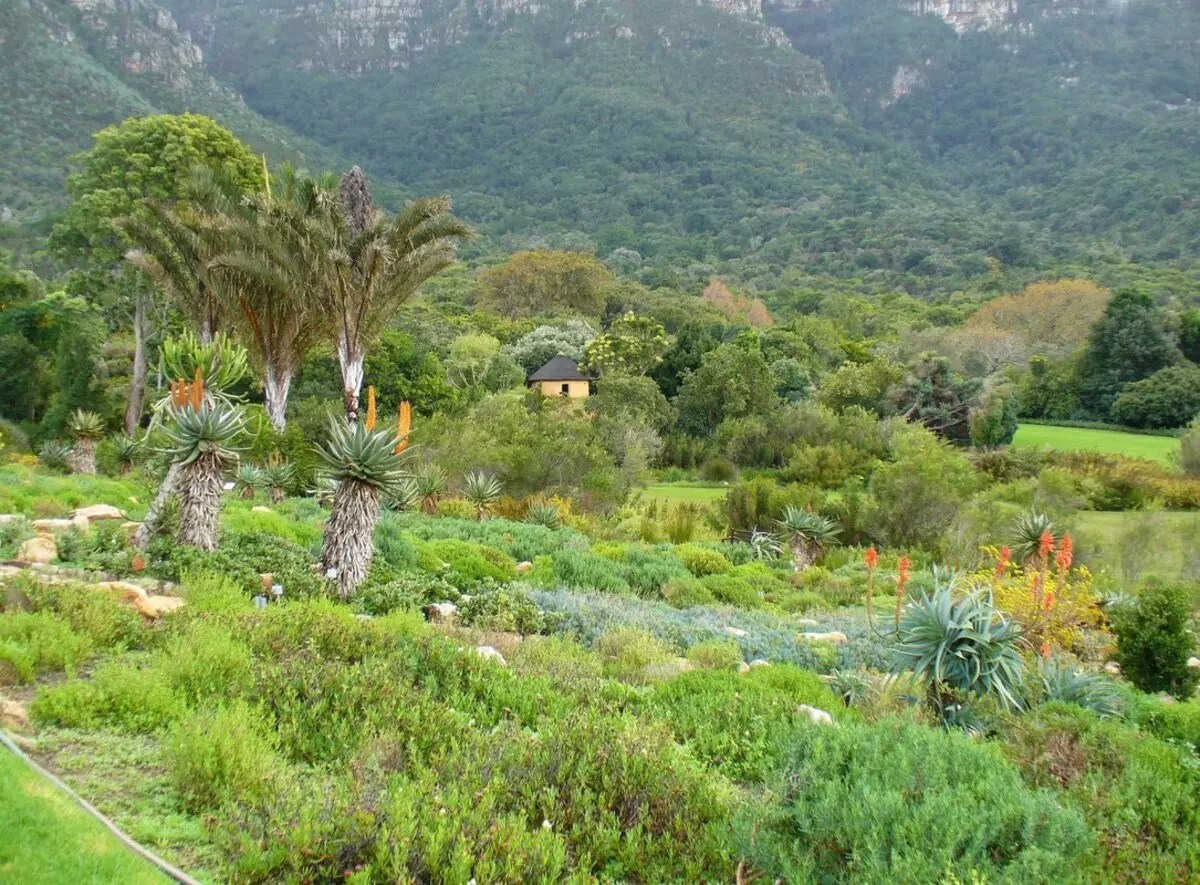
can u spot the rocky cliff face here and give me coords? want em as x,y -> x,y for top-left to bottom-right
770,0 -> 1141,33
168,0 -> 793,75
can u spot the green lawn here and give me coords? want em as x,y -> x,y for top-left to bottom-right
0,747 -> 168,884
642,483 -> 729,505
1013,424 -> 1179,466
1073,510 -> 1200,585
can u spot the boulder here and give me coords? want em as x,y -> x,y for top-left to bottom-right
801,631 -> 848,644
1,696 -> 29,731
1188,657 -> 1200,670
425,602 -> 460,624
72,514 -> 91,533
1104,661 -> 1122,676
31,519 -> 73,533
0,514 -> 22,525
737,661 -> 751,674
798,704 -> 834,726
749,658 -> 770,668
516,561 -> 533,574
17,535 -> 57,564
723,626 -> 748,638
137,595 -> 185,619
120,521 -> 142,536
474,646 -> 507,667
72,504 -> 125,522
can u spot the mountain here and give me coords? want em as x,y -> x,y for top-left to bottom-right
3,0 -> 1198,294
0,0 -> 347,223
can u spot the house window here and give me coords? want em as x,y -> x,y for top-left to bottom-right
560,383 -> 570,395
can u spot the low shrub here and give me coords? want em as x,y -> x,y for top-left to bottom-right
157,621 -> 255,704
685,639 -> 743,671
676,543 -> 732,576
530,549 -> 630,594
0,515 -> 34,558
1110,580 -> 1199,699
149,530 -> 325,599
509,635 -> 604,684
356,571 -> 458,615
740,717 -> 1093,883
180,570 -> 251,615
222,504 -> 322,551
648,665 -> 840,782
458,582 -> 557,634
615,544 -> 691,596
434,496 -> 476,520
426,539 -> 517,588
379,511 -> 581,562
32,660 -> 184,732
661,577 -> 715,608
1125,693 -> 1200,755
165,701 -> 280,812
1002,703 -> 1200,882
698,574 -> 761,608
0,611 -> 92,683
596,627 -> 674,683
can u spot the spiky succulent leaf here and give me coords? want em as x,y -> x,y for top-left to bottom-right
67,409 -> 105,441
413,463 -> 449,498
388,478 -> 420,511
237,463 -> 267,490
749,530 -> 783,561
1010,511 -> 1056,563
161,331 -> 249,396
526,501 -> 562,529
38,439 -> 73,471
318,418 -> 409,494
263,461 -> 296,490
1037,657 -> 1122,717
776,506 -> 841,545
108,433 -> 142,465
162,402 -> 245,467
463,470 -> 503,510
893,586 -> 1027,715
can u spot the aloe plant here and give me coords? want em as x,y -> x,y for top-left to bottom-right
776,506 -> 841,571
462,470 -> 503,520
413,463 -> 449,515
67,409 -> 105,475
162,392 -> 245,551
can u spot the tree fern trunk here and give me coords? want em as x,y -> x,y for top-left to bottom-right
321,479 -> 380,600
178,454 -> 225,551
72,438 -> 97,475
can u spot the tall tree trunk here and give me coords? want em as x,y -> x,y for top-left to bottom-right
178,453 -> 225,551
791,540 -> 814,572
337,332 -> 365,424
124,288 -> 150,435
71,438 -> 97,475
263,359 -> 293,431
134,461 -> 181,551
321,479 -> 380,600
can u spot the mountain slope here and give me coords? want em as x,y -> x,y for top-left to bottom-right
0,0 -> 350,222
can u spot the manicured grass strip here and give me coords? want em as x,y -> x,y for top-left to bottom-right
1013,424 -> 1179,466
642,483 -> 730,504
0,741 -> 170,885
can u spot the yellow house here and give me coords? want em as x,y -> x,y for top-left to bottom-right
528,355 -> 592,399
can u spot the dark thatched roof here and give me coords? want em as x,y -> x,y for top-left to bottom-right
528,355 -> 590,382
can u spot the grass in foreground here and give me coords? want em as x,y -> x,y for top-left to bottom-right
1013,424 -> 1179,466
0,745 -> 168,885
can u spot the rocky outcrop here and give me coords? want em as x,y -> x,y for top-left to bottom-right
17,536 -> 57,565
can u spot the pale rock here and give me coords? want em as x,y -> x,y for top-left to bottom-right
738,661 -> 751,674
798,704 -> 834,726
72,504 -> 125,521
801,631 -> 848,644
0,515 -> 21,525
425,602 -> 460,624
516,561 -> 533,574
474,645 -> 507,666
17,535 -> 57,564
749,658 -> 770,668
1104,661 -> 1121,676
120,521 -> 142,535
1188,657 -> 1200,670
31,519 -> 74,533
723,626 -> 748,638
797,618 -> 820,627
138,595 -> 185,619
1,696 -> 29,731
72,514 -> 90,533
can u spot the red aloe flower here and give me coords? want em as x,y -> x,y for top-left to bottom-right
1038,530 -> 1055,561
1055,534 -> 1074,572
865,547 -> 878,570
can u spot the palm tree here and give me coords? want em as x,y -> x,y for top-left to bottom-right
206,166 -> 332,430
324,167 -> 472,423
67,410 -> 104,475
161,376 -> 244,551
462,470 -> 503,520
776,506 -> 841,571
318,417 -> 410,599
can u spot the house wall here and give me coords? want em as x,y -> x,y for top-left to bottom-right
536,379 -> 590,399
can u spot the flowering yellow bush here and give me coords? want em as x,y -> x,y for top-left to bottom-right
969,542 -> 1104,655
